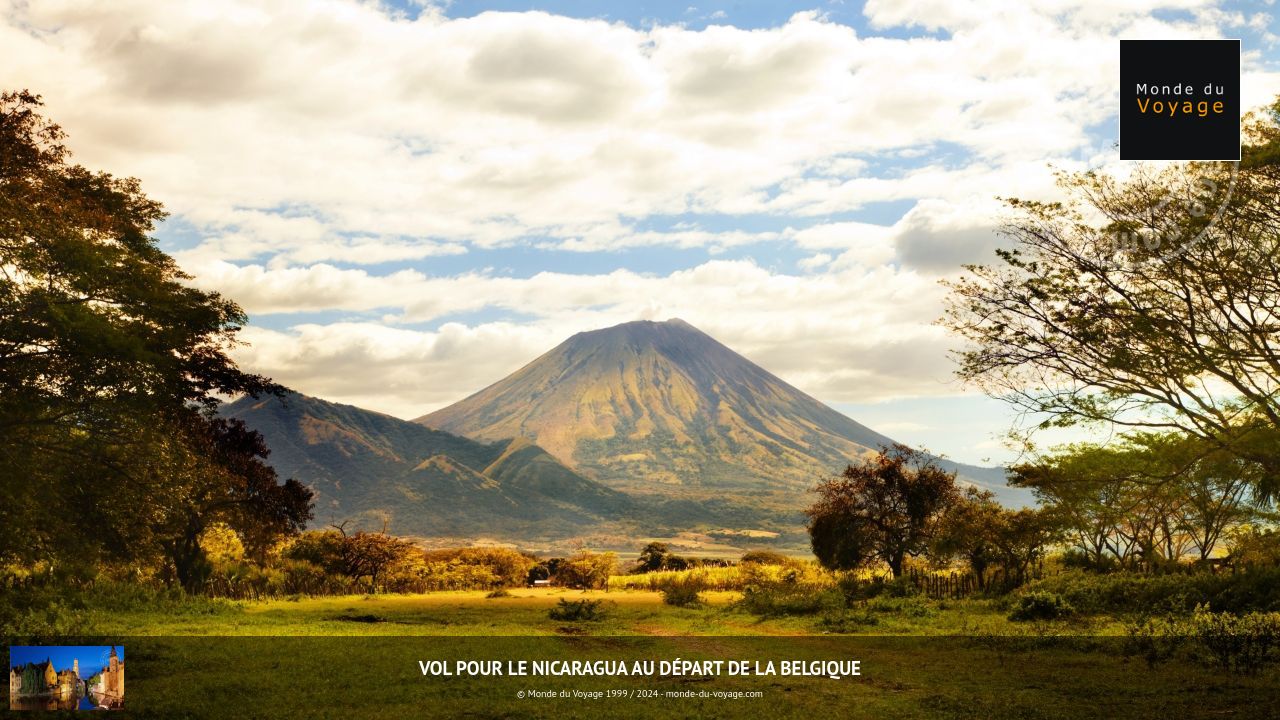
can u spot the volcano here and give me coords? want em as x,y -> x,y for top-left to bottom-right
416,319 -> 1020,508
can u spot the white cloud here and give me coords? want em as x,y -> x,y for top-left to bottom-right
5,0 -> 1278,424
5,1 -> 1270,260
212,257 -> 952,417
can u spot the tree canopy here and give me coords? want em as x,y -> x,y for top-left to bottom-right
942,99 -> 1280,498
806,445 -> 959,577
0,91 -> 312,584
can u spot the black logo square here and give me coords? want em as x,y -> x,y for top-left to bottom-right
1120,39 -> 1240,161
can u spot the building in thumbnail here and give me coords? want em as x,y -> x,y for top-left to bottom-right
9,658 -> 58,696
94,646 -> 124,703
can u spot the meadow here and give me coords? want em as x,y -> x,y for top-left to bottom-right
10,585 -> 1280,719
48,586 -> 1111,637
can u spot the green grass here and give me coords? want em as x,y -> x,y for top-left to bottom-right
8,589 -> 1279,719
56,587 -> 1123,637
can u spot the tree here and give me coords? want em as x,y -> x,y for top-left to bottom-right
557,551 -> 617,589
806,445 -> 959,577
990,508 -> 1054,586
0,90 -> 312,574
635,542 -> 674,573
942,100 -> 1280,498
1011,433 -> 1263,569
1147,433 -> 1261,561
932,487 -> 1004,589
341,531 -> 411,590
156,416 -> 313,589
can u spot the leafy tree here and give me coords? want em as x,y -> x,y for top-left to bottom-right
1013,433 -> 1264,569
807,445 -> 959,578
199,522 -> 246,565
557,551 -> 617,589
934,487 -> 1054,588
0,90 -> 312,576
635,542 -> 674,572
1141,433 -> 1262,561
932,487 -> 1004,588
942,100 -> 1280,497
155,416 -> 313,589
991,508 -> 1054,586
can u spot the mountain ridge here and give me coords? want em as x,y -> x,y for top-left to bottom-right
222,392 -> 634,539
417,318 -> 1024,506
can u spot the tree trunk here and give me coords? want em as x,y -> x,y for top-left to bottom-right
888,552 -> 905,578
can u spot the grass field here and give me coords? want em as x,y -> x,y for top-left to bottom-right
8,588 -> 1280,718
68,587 -> 1125,637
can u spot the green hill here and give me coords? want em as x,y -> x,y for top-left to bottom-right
222,392 -> 634,540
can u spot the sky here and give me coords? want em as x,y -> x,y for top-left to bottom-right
9,646 -> 122,678
3,0 -> 1280,465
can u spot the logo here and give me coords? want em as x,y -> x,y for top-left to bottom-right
1120,39 -> 1241,161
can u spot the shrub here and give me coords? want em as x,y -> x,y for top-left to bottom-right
818,608 -> 879,632
740,550 -> 793,566
1009,591 -> 1074,621
485,588 -> 512,599
738,585 -> 843,616
1020,568 -> 1280,615
882,575 -> 921,598
1124,607 -> 1280,675
548,599 -> 608,622
1123,614 -> 1187,668
658,573 -> 708,607
1228,526 -> 1280,568
867,595 -> 934,618
1189,605 -> 1280,674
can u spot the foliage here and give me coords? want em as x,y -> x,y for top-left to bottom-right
547,598 -> 608,622
0,91 -> 312,582
657,572 -> 708,607
635,542 -> 676,572
199,523 -> 246,565
1008,591 -> 1074,621
942,108 -> 1280,494
279,534 -> 537,595
933,487 -> 1054,590
807,444 -> 959,577
1124,606 -> 1280,675
609,564 -> 747,592
1123,613 -> 1188,668
1012,434 -> 1262,571
736,561 -> 843,616
1228,525 -> 1280,567
1188,605 -> 1280,674
740,550 -> 794,566
555,551 -> 617,590
1020,567 -> 1280,615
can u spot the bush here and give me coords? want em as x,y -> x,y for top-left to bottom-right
1228,526 -> 1280,568
1189,605 -> 1280,674
882,575 -> 921,598
1123,614 -> 1187,668
1021,568 -> 1280,615
867,595 -> 934,618
548,599 -> 608,622
1009,591 -> 1074,621
738,585 -> 843,616
658,573 -> 708,607
1123,606 -> 1280,675
740,550 -> 793,566
818,608 -> 879,632
485,588 -> 511,599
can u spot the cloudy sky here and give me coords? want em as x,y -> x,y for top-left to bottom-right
5,0 -> 1280,464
